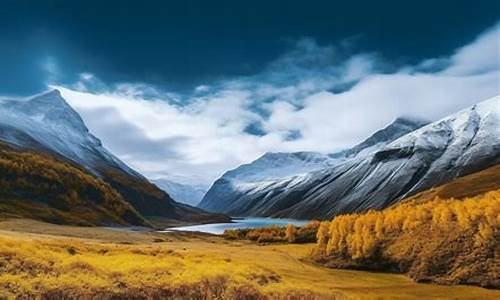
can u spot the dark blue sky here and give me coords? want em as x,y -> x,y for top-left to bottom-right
1,0 -> 499,95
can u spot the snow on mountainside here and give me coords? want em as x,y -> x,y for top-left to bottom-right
330,117 -> 428,159
0,90 -> 140,177
153,179 -> 208,206
199,116 -> 427,213
225,151 -> 336,183
221,117 -> 427,186
0,90 -> 230,224
199,96 -> 500,219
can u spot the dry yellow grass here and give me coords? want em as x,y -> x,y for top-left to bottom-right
0,222 -> 499,299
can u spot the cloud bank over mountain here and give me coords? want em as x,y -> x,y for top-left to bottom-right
55,23 -> 500,185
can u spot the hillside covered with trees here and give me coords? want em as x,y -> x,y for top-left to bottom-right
0,142 -> 147,226
312,188 -> 499,288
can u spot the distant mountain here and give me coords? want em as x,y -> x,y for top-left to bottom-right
0,90 -> 228,226
199,96 -> 500,219
153,179 -> 208,206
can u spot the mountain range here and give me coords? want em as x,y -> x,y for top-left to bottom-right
198,96 -> 500,219
1,90 -> 498,225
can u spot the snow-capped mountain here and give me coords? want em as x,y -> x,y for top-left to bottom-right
199,96 -> 500,219
153,178 -> 208,206
224,151 -> 336,183
198,116 -> 427,214
0,90 -> 229,224
0,90 -> 140,177
329,117 -> 429,159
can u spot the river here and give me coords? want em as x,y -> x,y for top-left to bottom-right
163,217 -> 309,234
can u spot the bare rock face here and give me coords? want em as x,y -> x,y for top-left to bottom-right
199,96 -> 500,219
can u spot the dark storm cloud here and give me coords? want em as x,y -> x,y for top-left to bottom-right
1,1 -> 499,185
1,0 -> 499,95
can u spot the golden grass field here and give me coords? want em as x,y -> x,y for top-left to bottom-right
0,219 -> 499,299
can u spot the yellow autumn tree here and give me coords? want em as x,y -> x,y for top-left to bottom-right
316,221 -> 330,249
314,189 -> 500,267
285,224 -> 297,243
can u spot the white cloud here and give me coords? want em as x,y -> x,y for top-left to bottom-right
443,22 -> 500,76
56,23 -> 500,186
56,86 -> 267,184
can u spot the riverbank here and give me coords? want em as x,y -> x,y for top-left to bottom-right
0,218 -> 498,299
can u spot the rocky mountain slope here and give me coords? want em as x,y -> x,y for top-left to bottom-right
199,96 -> 500,219
199,116 -> 427,215
0,90 -> 228,226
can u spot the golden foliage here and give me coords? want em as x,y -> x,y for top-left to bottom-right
0,143 -> 145,226
313,190 -> 500,287
0,237 -> 255,298
224,221 -> 319,244
285,224 -> 297,243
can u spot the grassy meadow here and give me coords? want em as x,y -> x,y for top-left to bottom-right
0,220 -> 499,299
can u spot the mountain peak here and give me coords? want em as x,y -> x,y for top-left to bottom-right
40,88 -> 61,97
29,89 -> 71,109
260,151 -> 328,162
28,89 -> 65,106
200,96 -> 500,220
393,116 -> 428,127
11,89 -> 89,133
330,116 -> 429,159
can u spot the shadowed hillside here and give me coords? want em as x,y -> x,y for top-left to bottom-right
401,164 -> 500,204
0,142 -> 147,226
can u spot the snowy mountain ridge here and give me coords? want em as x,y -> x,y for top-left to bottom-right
221,116 -> 429,185
224,151 -> 336,183
0,90 -> 140,178
199,96 -> 500,219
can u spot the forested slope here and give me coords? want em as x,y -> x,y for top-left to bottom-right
313,175 -> 499,287
0,142 -> 147,226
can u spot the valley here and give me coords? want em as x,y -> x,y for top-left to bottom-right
0,219 -> 498,299
1,5 -> 500,299
0,91 -> 498,298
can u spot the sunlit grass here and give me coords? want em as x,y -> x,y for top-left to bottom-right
1,230 -> 498,299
